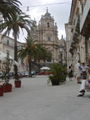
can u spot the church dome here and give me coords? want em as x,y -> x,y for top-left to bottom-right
41,9 -> 54,20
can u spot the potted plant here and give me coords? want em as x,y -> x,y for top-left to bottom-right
0,84 -> 4,96
14,74 -> 21,88
2,54 -> 12,92
49,63 -> 67,86
2,71 -> 12,92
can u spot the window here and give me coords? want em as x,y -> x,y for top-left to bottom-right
47,22 -> 50,27
6,50 -> 9,58
48,37 -> 51,41
7,40 -> 9,45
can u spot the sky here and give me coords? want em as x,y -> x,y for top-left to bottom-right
19,0 -> 72,42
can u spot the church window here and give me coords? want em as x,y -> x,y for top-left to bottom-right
47,22 -> 50,27
48,36 -> 51,41
7,40 -> 9,45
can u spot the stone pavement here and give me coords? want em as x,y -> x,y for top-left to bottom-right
0,75 -> 90,120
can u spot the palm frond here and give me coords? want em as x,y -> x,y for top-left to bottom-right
0,0 -> 22,20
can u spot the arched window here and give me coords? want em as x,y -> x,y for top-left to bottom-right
47,22 -> 50,27
48,36 -> 51,41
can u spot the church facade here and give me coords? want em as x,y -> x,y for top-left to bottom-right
32,10 -> 61,63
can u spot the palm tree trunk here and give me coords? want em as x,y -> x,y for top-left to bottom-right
29,59 -> 32,77
14,35 -> 18,80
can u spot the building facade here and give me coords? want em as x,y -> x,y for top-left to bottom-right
59,36 -> 67,65
65,0 -> 90,69
0,10 -> 67,73
0,34 -> 25,72
65,23 -> 73,68
31,9 -> 62,63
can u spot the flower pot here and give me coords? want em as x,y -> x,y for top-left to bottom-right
0,86 -> 4,96
51,79 -> 60,86
3,83 -> 12,92
15,80 -> 21,88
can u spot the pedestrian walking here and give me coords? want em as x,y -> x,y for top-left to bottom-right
68,65 -> 73,81
75,61 -> 81,84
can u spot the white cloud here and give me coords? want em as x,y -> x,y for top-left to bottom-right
28,8 -> 44,21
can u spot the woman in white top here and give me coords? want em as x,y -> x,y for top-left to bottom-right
77,69 -> 90,97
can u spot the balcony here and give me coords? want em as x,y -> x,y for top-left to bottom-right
80,0 -> 90,36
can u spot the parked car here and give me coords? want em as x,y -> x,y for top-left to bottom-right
9,72 -> 14,78
20,72 -> 26,77
24,72 -> 29,77
24,71 -> 36,77
17,72 -> 24,78
31,71 -> 36,75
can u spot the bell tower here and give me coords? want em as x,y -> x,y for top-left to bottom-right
37,9 -> 60,63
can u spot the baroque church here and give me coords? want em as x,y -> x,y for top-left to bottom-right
31,9 -> 61,63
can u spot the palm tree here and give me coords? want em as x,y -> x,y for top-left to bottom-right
0,0 -> 22,20
18,38 -> 52,76
34,44 -> 45,62
34,44 -> 51,62
0,13 -> 34,80
18,36 -> 37,77
46,51 -> 52,62
34,44 -> 52,72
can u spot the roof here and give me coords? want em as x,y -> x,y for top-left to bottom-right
41,9 -> 54,21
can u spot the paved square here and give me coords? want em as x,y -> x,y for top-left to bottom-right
0,76 -> 90,120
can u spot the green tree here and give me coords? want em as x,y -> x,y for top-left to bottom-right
0,13 -> 34,80
49,63 -> 67,85
0,0 -> 21,20
18,36 -> 37,77
18,37 -> 52,76
35,44 -> 52,63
